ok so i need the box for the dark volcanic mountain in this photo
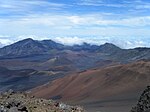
[40,40,64,50]
[69,42,100,51]
[0,38,64,58]
[97,43,122,54]
[0,38,150,75]
[0,38,45,57]
[0,38,150,63]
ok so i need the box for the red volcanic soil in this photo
[31,61,150,112]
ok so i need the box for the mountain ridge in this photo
[1,38,150,51]
[0,38,150,59]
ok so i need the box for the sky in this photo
[0,0,150,48]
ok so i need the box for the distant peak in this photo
[41,39,64,46]
[103,43,116,46]
[23,38,39,43]
[17,38,35,44]
[101,43,121,49]
[97,43,121,53]
[22,38,34,41]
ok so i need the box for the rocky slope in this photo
[131,86,150,112]
[0,90,85,112]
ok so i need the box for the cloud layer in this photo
[0,35,150,49]
[0,0,150,48]
[0,14,150,38]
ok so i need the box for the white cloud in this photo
[52,36,107,45]
[52,36,150,49]
[53,37,84,45]
[0,0,66,12]
[0,38,14,47]
[16,35,49,41]
[0,35,49,48]
[67,16,84,24]
[121,40,150,49]
[0,14,150,44]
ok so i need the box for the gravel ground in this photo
[0,90,85,112]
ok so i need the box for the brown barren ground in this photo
[31,60,150,112]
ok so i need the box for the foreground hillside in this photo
[0,90,84,112]
[31,60,150,112]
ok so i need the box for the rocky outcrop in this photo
[131,86,150,112]
[0,90,85,112]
